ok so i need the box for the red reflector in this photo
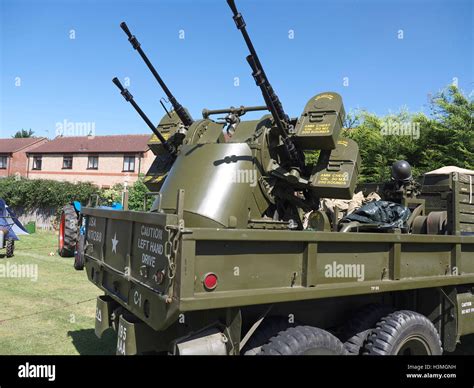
[203,273,218,291]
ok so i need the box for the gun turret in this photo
[120,22,194,128]
[112,77,175,155]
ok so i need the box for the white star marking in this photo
[111,233,119,253]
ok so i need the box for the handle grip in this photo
[120,22,132,38]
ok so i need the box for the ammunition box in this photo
[309,138,360,199]
[293,92,345,150]
[420,172,474,234]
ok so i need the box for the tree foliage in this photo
[0,177,98,209]
[0,176,150,213]
[128,177,152,211]
[343,85,473,182]
[12,129,34,138]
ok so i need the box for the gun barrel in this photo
[246,57,304,168]
[227,0,287,123]
[246,56,287,136]
[112,77,174,155]
[120,22,194,127]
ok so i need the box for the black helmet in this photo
[391,160,412,183]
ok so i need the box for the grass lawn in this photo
[0,231,472,355]
[0,231,116,355]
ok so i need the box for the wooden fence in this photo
[12,207,57,231]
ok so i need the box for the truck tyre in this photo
[340,304,395,355]
[74,234,85,270]
[242,316,296,355]
[58,204,79,257]
[5,239,14,258]
[364,310,443,355]
[260,326,347,355]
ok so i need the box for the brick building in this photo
[26,134,154,188]
[0,137,48,177]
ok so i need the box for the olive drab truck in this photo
[75,0,474,355]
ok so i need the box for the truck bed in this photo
[82,207,474,331]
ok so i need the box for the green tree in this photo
[343,85,473,182]
[128,176,151,211]
[12,128,34,138]
[342,109,421,182]
[418,85,474,170]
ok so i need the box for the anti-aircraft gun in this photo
[113,5,361,230]
[78,1,474,356]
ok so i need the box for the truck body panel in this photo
[82,207,474,336]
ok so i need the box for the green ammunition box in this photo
[293,92,345,150]
[309,138,360,199]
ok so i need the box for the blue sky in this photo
[0,0,472,138]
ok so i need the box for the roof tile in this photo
[0,138,47,154]
[27,134,151,154]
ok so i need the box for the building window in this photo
[88,156,98,170]
[32,156,42,170]
[62,156,73,169]
[123,155,135,172]
[0,156,7,169]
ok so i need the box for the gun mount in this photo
[112,0,360,229]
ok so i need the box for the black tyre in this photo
[340,304,395,355]
[58,204,79,257]
[242,316,296,355]
[364,310,443,355]
[5,239,14,258]
[260,326,347,355]
[74,234,85,270]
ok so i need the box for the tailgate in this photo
[81,207,181,329]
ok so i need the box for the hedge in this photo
[0,176,150,212]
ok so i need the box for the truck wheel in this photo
[260,326,347,355]
[74,234,85,270]
[58,204,79,257]
[340,304,395,355]
[364,310,443,355]
[5,239,14,258]
[242,316,296,355]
